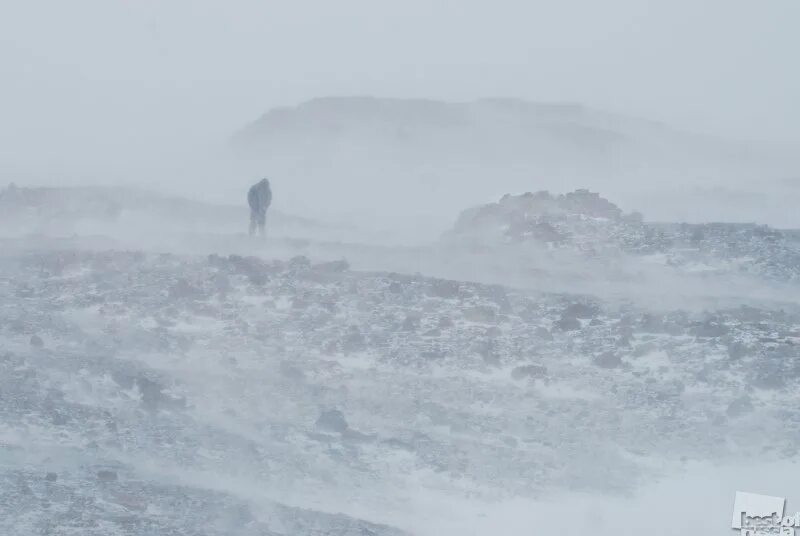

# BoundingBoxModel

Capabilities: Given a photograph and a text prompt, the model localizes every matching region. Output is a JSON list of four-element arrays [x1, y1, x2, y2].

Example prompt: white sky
[[1, 0, 798, 170]]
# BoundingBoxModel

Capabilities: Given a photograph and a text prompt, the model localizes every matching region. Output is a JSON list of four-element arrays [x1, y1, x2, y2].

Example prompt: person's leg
[[249, 212, 257, 236], [257, 212, 266, 236]]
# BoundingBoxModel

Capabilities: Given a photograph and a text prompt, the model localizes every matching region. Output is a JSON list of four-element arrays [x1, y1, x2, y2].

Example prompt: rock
[[638, 314, 664, 333], [534, 326, 553, 340], [401, 314, 421, 332], [555, 316, 581, 331], [291, 296, 309, 309], [727, 341, 748, 360], [463, 306, 496, 323], [594, 351, 622, 368], [438, 316, 454, 328], [228, 255, 270, 285], [342, 327, 366, 353], [279, 361, 304, 380], [288, 255, 312, 271], [726, 396, 754, 418], [51, 412, 68, 425], [563, 302, 598, 319], [207, 253, 225, 268], [386, 281, 402, 294], [472, 339, 499, 365], [131, 376, 185, 412], [632, 342, 657, 358], [29, 335, 44, 348], [211, 273, 232, 294], [511, 364, 547, 380], [428, 279, 461, 299], [316, 409, 348, 433], [97, 470, 118, 482], [45, 472, 57, 482], [483, 285, 512, 312], [751, 346, 796, 389], [690, 320, 729, 338], [168, 279, 203, 300], [619, 325, 635, 340], [136, 377, 162, 406]]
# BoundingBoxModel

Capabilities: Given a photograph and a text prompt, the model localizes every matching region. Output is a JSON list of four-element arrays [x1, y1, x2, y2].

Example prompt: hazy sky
[[1, 0, 798, 173]]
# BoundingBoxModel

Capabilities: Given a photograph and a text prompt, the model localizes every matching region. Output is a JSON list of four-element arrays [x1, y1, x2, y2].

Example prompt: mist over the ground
[[2, 2, 800, 535]]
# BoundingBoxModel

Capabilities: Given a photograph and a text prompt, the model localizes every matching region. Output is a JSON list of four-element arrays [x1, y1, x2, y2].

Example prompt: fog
[[3, 0, 800, 232], [2, 2, 800, 535]]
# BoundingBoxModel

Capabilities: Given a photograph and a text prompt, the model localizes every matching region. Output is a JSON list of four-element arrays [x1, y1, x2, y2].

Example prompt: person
[[247, 178, 272, 236]]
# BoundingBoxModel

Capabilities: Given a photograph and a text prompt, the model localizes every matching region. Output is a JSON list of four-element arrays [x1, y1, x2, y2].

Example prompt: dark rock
[[735, 305, 767, 323], [45, 472, 58, 482], [438, 316, 454, 328], [382, 438, 414, 451], [632, 342, 657, 358], [401, 314, 421, 332], [288, 255, 312, 271], [555, 316, 581, 331], [211, 273, 232, 294], [279, 361, 304, 380], [751, 345, 798, 389], [342, 327, 366, 353], [207, 253, 225, 268], [594, 351, 622, 368], [134, 376, 185, 412], [727, 342, 748, 360], [29, 335, 44, 348], [563, 302, 599, 319], [16, 286, 35, 298], [51, 412, 68, 425], [463, 306, 496, 323], [427, 279, 461, 299], [473, 339, 499, 365], [534, 326, 553, 340], [751, 363, 785, 390], [316, 409, 349, 433], [387, 281, 403, 294], [168, 279, 204, 300], [690, 320, 729, 338], [638, 314, 664, 333], [619, 325, 635, 340], [483, 285, 512, 312], [228, 255, 270, 285], [97, 470, 118, 482], [137, 377, 165, 410], [726, 396, 754, 418], [511, 364, 548, 380]]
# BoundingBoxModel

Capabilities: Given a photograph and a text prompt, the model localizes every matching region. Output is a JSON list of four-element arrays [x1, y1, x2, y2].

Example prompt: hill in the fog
[[230, 97, 800, 235]]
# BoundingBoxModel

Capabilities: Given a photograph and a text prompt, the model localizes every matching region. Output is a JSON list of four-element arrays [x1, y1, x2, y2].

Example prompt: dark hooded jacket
[[248, 179, 272, 216]]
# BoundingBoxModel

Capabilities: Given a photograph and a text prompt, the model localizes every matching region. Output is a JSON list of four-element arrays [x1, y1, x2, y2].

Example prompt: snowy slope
[[2, 249, 800, 534]]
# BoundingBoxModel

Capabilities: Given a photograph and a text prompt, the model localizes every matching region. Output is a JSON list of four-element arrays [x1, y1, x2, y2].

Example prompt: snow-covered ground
[[1, 187, 799, 535]]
